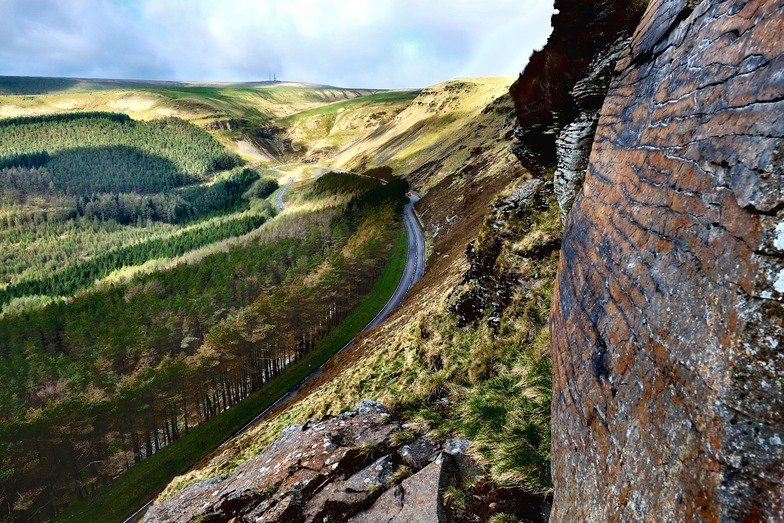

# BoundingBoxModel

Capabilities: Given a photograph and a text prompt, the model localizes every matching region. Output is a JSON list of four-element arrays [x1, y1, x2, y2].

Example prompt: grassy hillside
[[0, 74, 558, 521], [279, 90, 420, 158], [0, 78, 381, 123], [152, 76, 558, 521], [0, 77, 389, 164], [330, 78, 514, 183]]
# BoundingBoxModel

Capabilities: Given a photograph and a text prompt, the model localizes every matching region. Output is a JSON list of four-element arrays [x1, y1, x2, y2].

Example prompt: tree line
[[0, 111, 131, 128], [0, 174, 407, 521], [0, 211, 272, 306], [0, 112, 271, 295], [75, 168, 276, 225], [0, 112, 241, 196]]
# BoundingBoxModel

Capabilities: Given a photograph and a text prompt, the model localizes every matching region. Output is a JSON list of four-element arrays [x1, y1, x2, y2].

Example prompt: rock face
[[348, 456, 449, 523], [509, 0, 646, 174], [143, 401, 474, 523], [550, 0, 784, 521], [553, 36, 630, 216]]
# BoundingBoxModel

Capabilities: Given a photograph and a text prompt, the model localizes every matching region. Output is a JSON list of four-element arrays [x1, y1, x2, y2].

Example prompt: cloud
[[0, 0, 555, 88]]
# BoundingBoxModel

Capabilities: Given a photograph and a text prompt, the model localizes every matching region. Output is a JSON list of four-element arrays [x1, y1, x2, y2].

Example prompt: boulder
[[302, 455, 394, 522], [143, 401, 398, 523], [142, 403, 488, 523], [349, 454, 451, 523]]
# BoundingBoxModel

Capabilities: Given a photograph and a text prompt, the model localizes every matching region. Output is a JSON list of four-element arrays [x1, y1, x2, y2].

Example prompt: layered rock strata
[[554, 36, 631, 216], [550, 0, 784, 521], [509, 0, 646, 174]]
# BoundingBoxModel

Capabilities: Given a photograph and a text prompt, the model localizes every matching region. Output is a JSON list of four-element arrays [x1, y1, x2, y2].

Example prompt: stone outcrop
[[553, 36, 631, 216], [204, 119, 250, 131], [550, 0, 784, 521], [348, 456, 449, 523], [447, 177, 556, 328], [509, 0, 646, 174], [143, 401, 480, 523]]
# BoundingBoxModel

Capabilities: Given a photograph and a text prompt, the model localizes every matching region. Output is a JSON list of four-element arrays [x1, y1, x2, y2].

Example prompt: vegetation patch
[[0, 114, 275, 300], [57, 208, 408, 523], [208, 175, 561, 499], [0, 112, 239, 193], [0, 211, 271, 307], [0, 171, 408, 522]]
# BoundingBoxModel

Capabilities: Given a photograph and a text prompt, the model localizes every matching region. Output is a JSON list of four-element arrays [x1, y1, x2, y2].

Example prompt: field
[[0, 77, 382, 123]]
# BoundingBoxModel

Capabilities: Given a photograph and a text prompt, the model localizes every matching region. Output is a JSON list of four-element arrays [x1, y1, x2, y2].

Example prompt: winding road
[[364, 194, 423, 330], [125, 174, 424, 523], [275, 175, 296, 212], [229, 192, 423, 437]]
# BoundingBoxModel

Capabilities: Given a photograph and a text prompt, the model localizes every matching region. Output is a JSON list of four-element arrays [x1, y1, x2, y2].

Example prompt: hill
[[3, 0, 780, 521], [0, 76, 406, 167], [0, 76, 382, 124], [0, 68, 548, 522], [0, 76, 352, 95]]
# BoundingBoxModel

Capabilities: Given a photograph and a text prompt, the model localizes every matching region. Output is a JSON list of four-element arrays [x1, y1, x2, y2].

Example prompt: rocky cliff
[[549, 0, 784, 520], [144, 73, 552, 521], [508, 0, 646, 177]]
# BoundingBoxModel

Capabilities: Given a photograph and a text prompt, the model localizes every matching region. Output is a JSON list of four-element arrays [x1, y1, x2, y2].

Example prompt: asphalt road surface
[[275, 175, 296, 211]]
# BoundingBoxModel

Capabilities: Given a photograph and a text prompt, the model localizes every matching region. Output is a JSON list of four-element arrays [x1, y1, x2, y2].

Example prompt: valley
[[0, 81, 420, 521], [4, 2, 779, 516], [0, 75, 525, 522]]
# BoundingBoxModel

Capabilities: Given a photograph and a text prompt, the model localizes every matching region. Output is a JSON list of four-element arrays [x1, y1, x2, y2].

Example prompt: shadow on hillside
[[0, 76, 81, 95], [48, 146, 194, 195]]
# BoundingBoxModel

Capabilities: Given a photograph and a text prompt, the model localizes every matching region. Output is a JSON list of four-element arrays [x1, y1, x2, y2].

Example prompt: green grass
[[143, 87, 275, 122], [145, 85, 394, 123], [277, 90, 420, 126], [0, 81, 387, 127], [229, 187, 561, 496], [57, 223, 407, 523]]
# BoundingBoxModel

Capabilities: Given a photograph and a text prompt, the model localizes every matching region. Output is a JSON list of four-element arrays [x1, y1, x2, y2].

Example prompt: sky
[[0, 0, 556, 89]]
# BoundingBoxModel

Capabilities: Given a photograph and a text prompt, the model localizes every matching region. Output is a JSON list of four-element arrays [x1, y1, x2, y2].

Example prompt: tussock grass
[[185, 188, 562, 496]]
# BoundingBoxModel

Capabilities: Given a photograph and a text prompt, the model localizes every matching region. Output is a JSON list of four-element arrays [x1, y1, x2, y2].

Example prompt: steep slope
[[141, 6, 673, 519], [550, 0, 784, 520], [298, 77, 516, 191], [0, 80, 385, 163], [278, 90, 420, 161], [145, 75, 563, 521]]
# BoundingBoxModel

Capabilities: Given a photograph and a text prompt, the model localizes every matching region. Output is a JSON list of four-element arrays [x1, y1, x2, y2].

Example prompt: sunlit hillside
[[0, 77, 380, 123], [283, 77, 516, 191]]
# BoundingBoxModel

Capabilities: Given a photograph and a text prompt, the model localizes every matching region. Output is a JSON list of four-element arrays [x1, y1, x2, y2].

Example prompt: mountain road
[[124, 181, 424, 523]]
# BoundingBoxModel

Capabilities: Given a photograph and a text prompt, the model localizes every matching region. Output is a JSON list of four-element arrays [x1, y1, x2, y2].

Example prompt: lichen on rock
[[142, 402, 476, 523]]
